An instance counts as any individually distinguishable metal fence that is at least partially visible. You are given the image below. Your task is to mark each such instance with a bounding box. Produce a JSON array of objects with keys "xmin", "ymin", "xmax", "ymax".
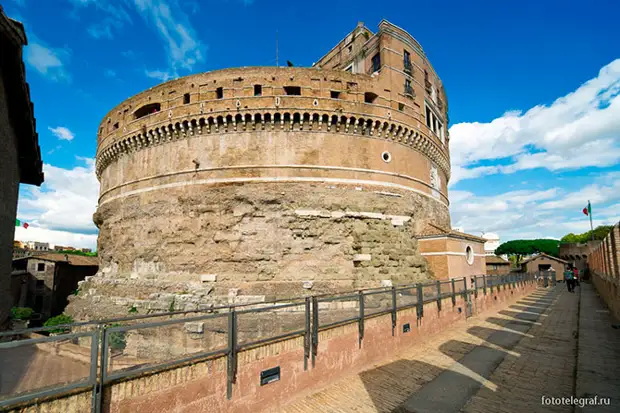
[{"xmin": 0, "ymin": 273, "xmax": 542, "ymax": 412}]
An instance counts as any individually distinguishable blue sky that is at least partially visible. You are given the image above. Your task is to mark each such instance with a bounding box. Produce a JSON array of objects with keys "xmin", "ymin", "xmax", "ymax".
[{"xmin": 8, "ymin": 0, "xmax": 620, "ymax": 249}]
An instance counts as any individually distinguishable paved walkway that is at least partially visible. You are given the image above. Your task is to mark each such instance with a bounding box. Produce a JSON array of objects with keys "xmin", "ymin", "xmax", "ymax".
[{"xmin": 276, "ymin": 283, "xmax": 620, "ymax": 413}]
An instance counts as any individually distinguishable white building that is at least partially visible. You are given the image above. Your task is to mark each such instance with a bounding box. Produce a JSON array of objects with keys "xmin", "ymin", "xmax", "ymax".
[
  {"xmin": 481, "ymin": 232, "xmax": 501, "ymax": 256},
  {"xmin": 25, "ymin": 241, "xmax": 49, "ymax": 252}
]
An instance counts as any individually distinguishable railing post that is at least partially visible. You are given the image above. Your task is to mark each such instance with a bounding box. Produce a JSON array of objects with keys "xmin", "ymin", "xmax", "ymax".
[
  {"xmin": 304, "ymin": 297, "xmax": 311, "ymax": 371},
  {"xmin": 416, "ymin": 284, "xmax": 424, "ymax": 319},
  {"xmin": 358, "ymin": 291, "xmax": 364, "ymax": 348},
  {"xmin": 463, "ymin": 277, "xmax": 467, "ymax": 299},
  {"xmin": 93, "ymin": 325, "xmax": 104, "ymax": 413},
  {"xmin": 483, "ymin": 274, "xmax": 487, "ymax": 296},
  {"xmin": 490, "ymin": 276, "xmax": 494, "ymax": 294},
  {"xmin": 226, "ymin": 309, "xmax": 237, "ymax": 400},
  {"xmin": 311, "ymin": 297, "xmax": 318, "ymax": 368},
  {"xmin": 391, "ymin": 286, "xmax": 397, "ymax": 337},
  {"xmin": 473, "ymin": 277, "xmax": 478, "ymax": 298},
  {"xmin": 436, "ymin": 280, "xmax": 442, "ymax": 311},
  {"xmin": 451, "ymin": 278, "xmax": 456, "ymax": 306}
]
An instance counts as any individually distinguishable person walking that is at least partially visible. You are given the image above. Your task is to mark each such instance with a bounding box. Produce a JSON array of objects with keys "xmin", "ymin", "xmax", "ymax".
[
  {"xmin": 573, "ymin": 267, "xmax": 580, "ymax": 288},
  {"xmin": 564, "ymin": 268, "xmax": 574, "ymax": 292}
]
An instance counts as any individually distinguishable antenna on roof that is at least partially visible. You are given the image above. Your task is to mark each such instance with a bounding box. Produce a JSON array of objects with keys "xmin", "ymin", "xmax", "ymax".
[{"xmin": 276, "ymin": 29, "xmax": 279, "ymax": 68}]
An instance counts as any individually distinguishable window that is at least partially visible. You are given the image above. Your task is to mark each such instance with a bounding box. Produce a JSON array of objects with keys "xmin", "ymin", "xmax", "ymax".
[
  {"xmin": 183, "ymin": 93, "xmax": 190, "ymax": 104},
  {"xmin": 36, "ymin": 279, "xmax": 44, "ymax": 287},
  {"xmin": 381, "ymin": 151, "xmax": 391, "ymax": 163},
  {"xmin": 466, "ymin": 246, "xmax": 474, "ymax": 265},
  {"xmin": 404, "ymin": 79, "xmax": 413, "ymax": 96},
  {"xmin": 398, "ymin": 102, "xmax": 405, "ymax": 111},
  {"xmin": 345, "ymin": 64, "xmax": 353, "ymax": 73},
  {"xmin": 364, "ymin": 92, "xmax": 378, "ymax": 104},
  {"xmin": 426, "ymin": 104, "xmax": 444, "ymax": 143},
  {"xmin": 113, "ymin": 122, "xmax": 119, "ymax": 130},
  {"xmin": 284, "ymin": 86, "xmax": 301, "ymax": 95},
  {"xmin": 134, "ymin": 103, "xmax": 161, "ymax": 119},
  {"xmin": 330, "ymin": 90, "xmax": 341, "ymax": 99},
  {"xmin": 37, "ymin": 263, "xmax": 45, "ymax": 272},
  {"xmin": 426, "ymin": 106, "xmax": 432, "ymax": 128},
  {"xmin": 254, "ymin": 85, "xmax": 262, "ymax": 96},
  {"xmin": 216, "ymin": 87, "xmax": 223, "ymax": 99},
  {"xmin": 404, "ymin": 50, "xmax": 412, "ymax": 73},
  {"xmin": 371, "ymin": 53, "xmax": 381, "ymax": 73}
]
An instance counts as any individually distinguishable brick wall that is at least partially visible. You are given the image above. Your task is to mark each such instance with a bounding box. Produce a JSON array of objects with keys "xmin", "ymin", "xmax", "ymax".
[{"xmin": 589, "ymin": 222, "xmax": 620, "ymax": 320}]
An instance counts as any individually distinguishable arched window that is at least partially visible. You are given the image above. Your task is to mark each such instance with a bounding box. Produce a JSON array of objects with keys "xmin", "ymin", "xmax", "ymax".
[{"xmin": 134, "ymin": 103, "xmax": 161, "ymax": 119}]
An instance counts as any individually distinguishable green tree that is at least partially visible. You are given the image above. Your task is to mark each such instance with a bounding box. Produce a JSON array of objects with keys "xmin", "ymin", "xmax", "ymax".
[
  {"xmin": 495, "ymin": 239, "xmax": 560, "ymax": 265},
  {"xmin": 560, "ymin": 225, "xmax": 612, "ymax": 243}
]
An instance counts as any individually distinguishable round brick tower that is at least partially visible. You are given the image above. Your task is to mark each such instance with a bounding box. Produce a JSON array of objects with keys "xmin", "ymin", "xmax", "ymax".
[{"xmin": 69, "ymin": 21, "xmax": 452, "ymax": 319}]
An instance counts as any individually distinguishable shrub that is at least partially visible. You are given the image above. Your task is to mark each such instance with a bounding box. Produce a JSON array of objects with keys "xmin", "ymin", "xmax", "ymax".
[
  {"xmin": 11, "ymin": 307, "xmax": 33, "ymax": 320},
  {"xmin": 108, "ymin": 324, "xmax": 127, "ymax": 351},
  {"xmin": 43, "ymin": 314, "xmax": 74, "ymax": 334}
]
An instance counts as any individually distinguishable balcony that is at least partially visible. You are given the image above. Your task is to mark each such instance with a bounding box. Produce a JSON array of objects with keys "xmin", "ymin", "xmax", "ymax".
[
  {"xmin": 367, "ymin": 64, "xmax": 381, "ymax": 75},
  {"xmin": 404, "ymin": 61, "xmax": 413, "ymax": 75},
  {"xmin": 404, "ymin": 84, "xmax": 415, "ymax": 98}
]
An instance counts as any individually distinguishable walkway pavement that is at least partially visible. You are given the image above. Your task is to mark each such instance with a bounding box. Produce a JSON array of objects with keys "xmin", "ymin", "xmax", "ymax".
[{"xmin": 276, "ymin": 283, "xmax": 620, "ymax": 413}]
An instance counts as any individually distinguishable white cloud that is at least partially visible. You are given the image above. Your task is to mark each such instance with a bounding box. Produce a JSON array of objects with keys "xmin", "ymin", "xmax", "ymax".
[
  {"xmin": 449, "ymin": 59, "xmax": 620, "ymax": 185},
  {"xmin": 14, "ymin": 227, "xmax": 97, "ymax": 250},
  {"xmin": 48, "ymin": 126, "xmax": 75, "ymax": 141},
  {"xmin": 25, "ymin": 42, "xmax": 71, "ymax": 82},
  {"xmin": 132, "ymin": 0, "xmax": 205, "ymax": 73},
  {"xmin": 17, "ymin": 158, "xmax": 99, "ymax": 241},
  {"xmin": 450, "ymin": 175, "xmax": 620, "ymax": 241},
  {"xmin": 88, "ymin": 24, "xmax": 113, "ymax": 39},
  {"xmin": 145, "ymin": 69, "xmax": 174, "ymax": 82},
  {"xmin": 104, "ymin": 68, "xmax": 117, "ymax": 77}
]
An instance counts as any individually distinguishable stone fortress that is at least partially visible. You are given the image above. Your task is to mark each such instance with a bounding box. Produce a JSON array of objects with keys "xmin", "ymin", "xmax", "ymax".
[{"xmin": 68, "ymin": 20, "xmax": 485, "ymax": 320}]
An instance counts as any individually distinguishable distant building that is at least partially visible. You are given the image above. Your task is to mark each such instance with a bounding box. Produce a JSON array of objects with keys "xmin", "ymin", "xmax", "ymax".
[
  {"xmin": 11, "ymin": 253, "xmax": 98, "ymax": 322},
  {"xmin": 0, "ymin": 6, "xmax": 44, "ymax": 330},
  {"xmin": 559, "ymin": 241, "xmax": 601, "ymax": 276},
  {"xmin": 485, "ymin": 255, "xmax": 511, "ymax": 276},
  {"xmin": 25, "ymin": 241, "xmax": 49, "ymax": 252},
  {"xmin": 481, "ymin": 232, "xmax": 501, "ymax": 256},
  {"xmin": 520, "ymin": 253, "xmax": 568, "ymax": 282},
  {"xmin": 80, "ymin": 248, "xmax": 92, "ymax": 253}
]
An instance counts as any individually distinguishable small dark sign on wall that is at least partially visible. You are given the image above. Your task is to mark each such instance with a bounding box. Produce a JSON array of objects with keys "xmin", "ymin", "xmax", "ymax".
[
  {"xmin": 403, "ymin": 323, "xmax": 411, "ymax": 333},
  {"xmin": 260, "ymin": 366, "xmax": 281, "ymax": 386}
]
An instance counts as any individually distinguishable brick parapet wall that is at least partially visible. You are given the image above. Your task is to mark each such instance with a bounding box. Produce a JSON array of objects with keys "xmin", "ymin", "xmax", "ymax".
[
  {"xmin": 6, "ymin": 279, "xmax": 537, "ymax": 413},
  {"xmin": 588, "ymin": 222, "xmax": 620, "ymax": 320}
]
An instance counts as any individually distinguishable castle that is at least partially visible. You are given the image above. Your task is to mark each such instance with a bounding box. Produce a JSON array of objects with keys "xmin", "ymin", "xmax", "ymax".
[{"xmin": 67, "ymin": 21, "xmax": 486, "ymax": 320}]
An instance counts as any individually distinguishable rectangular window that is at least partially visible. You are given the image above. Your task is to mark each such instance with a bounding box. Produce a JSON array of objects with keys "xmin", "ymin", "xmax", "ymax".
[
  {"xmin": 426, "ymin": 106, "xmax": 432, "ymax": 128},
  {"xmin": 404, "ymin": 79, "xmax": 413, "ymax": 96},
  {"xmin": 216, "ymin": 87, "xmax": 223, "ymax": 99},
  {"xmin": 345, "ymin": 64, "xmax": 353, "ymax": 73},
  {"xmin": 113, "ymin": 122, "xmax": 119, "ymax": 130},
  {"xmin": 254, "ymin": 85, "xmax": 262, "ymax": 96},
  {"xmin": 284, "ymin": 86, "xmax": 301, "ymax": 95},
  {"xmin": 330, "ymin": 90, "xmax": 341, "ymax": 99},
  {"xmin": 398, "ymin": 102, "xmax": 405, "ymax": 111},
  {"xmin": 371, "ymin": 53, "xmax": 381, "ymax": 73},
  {"xmin": 364, "ymin": 92, "xmax": 378, "ymax": 104},
  {"xmin": 183, "ymin": 93, "xmax": 190, "ymax": 104},
  {"xmin": 404, "ymin": 50, "xmax": 412, "ymax": 74},
  {"xmin": 37, "ymin": 263, "xmax": 45, "ymax": 272}
]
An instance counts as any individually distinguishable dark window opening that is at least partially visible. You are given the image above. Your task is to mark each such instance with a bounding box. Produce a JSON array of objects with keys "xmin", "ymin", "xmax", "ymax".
[
  {"xmin": 99, "ymin": 127, "xmax": 103, "ymax": 134},
  {"xmin": 216, "ymin": 87, "xmax": 223, "ymax": 99},
  {"xmin": 284, "ymin": 86, "xmax": 301, "ymax": 96},
  {"xmin": 371, "ymin": 53, "xmax": 381, "ymax": 73},
  {"xmin": 37, "ymin": 263, "xmax": 45, "ymax": 272},
  {"xmin": 398, "ymin": 103, "xmax": 405, "ymax": 111},
  {"xmin": 364, "ymin": 92, "xmax": 378, "ymax": 104},
  {"xmin": 34, "ymin": 296, "xmax": 43, "ymax": 313},
  {"xmin": 36, "ymin": 279, "xmax": 44, "ymax": 287},
  {"xmin": 345, "ymin": 65, "xmax": 353, "ymax": 73},
  {"xmin": 331, "ymin": 90, "xmax": 341, "ymax": 99},
  {"xmin": 134, "ymin": 103, "xmax": 161, "ymax": 119},
  {"xmin": 426, "ymin": 106, "xmax": 432, "ymax": 128},
  {"xmin": 254, "ymin": 85, "xmax": 262, "ymax": 96},
  {"xmin": 183, "ymin": 93, "xmax": 190, "ymax": 104},
  {"xmin": 113, "ymin": 122, "xmax": 119, "ymax": 130},
  {"xmin": 404, "ymin": 79, "xmax": 414, "ymax": 96},
  {"xmin": 404, "ymin": 50, "xmax": 412, "ymax": 73}
]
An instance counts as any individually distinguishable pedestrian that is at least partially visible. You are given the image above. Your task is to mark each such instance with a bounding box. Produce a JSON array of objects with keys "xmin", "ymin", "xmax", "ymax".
[
  {"xmin": 564, "ymin": 268, "xmax": 574, "ymax": 292},
  {"xmin": 573, "ymin": 267, "xmax": 580, "ymax": 288}
]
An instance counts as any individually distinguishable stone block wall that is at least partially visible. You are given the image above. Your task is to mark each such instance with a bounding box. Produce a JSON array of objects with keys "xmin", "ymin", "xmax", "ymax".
[{"xmin": 589, "ymin": 222, "xmax": 620, "ymax": 319}]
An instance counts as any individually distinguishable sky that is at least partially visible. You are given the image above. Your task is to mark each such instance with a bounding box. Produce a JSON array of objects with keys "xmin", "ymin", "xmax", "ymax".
[{"xmin": 7, "ymin": 0, "xmax": 620, "ymax": 250}]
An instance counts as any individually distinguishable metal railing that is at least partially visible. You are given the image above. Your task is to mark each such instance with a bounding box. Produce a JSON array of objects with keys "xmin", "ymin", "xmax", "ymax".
[{"xmin": 0, "ymin": 273, "xmax": 541, "ymax": 411}]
